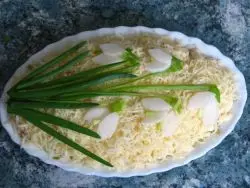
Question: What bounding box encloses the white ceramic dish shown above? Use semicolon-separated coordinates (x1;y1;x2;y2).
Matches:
0;26;247;177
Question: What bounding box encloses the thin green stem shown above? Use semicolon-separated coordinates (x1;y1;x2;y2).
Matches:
105;56;184;90
27;61;127;90
57;91;148;100
7;41;87;94
21;62;139;92
8;100;98;109
8;107;100;139
9;73;137;99
8;107;112;167
57;91;182;112
110;84;220;102
25;41;87;80
17;51;89;89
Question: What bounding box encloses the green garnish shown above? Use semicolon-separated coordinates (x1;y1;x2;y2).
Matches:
8;107;112;167
156;123;162;132
17;51;89;89
165;56;184;73
122;48;140;65
6;41;221;167
8;41;87;94
110;99;126;112
58;91;181;102
111;84;220;103
8;100;98;109
25;41;87;80
34;61;127;89
7;107;100;139
9;73;136;99
107;55;183;89
164;96;182;113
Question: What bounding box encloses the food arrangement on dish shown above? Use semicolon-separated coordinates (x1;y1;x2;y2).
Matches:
0;27;246;177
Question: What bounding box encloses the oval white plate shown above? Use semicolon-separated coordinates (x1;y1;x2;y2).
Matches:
0;26;247;177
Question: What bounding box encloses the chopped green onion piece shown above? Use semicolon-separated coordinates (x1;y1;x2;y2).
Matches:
208;85;221;102
156;122;162;132
163;96;182;113
122;48;140;65
110;99;126;112
164;56;183;73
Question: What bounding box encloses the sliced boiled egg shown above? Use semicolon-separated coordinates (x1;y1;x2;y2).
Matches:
202;97;219;131
100;43;124;57
83;107;110;123
141;98;171;111
92;53;122;65
187;92;219;130
162;111;180;137
145;60;171;73
187;92;215;110
97;112;119;139
148;48;172;65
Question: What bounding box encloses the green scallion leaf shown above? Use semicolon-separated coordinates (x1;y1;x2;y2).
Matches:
163;96;182;113
24;41;87;80
8;100;98;109
112;84;220;102
29;61;127;90
8;107;100;139
9;73;137;99
110;99;126;112
122;48;140;65
8;107;112;167
108;56;184;90
17;51;89;89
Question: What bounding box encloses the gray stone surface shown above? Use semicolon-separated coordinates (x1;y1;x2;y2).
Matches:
0;0;249;187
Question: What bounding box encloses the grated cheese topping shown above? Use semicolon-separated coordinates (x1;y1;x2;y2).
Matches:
11;35;236;171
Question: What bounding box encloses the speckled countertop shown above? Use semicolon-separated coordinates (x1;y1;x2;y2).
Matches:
0;0;249;187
